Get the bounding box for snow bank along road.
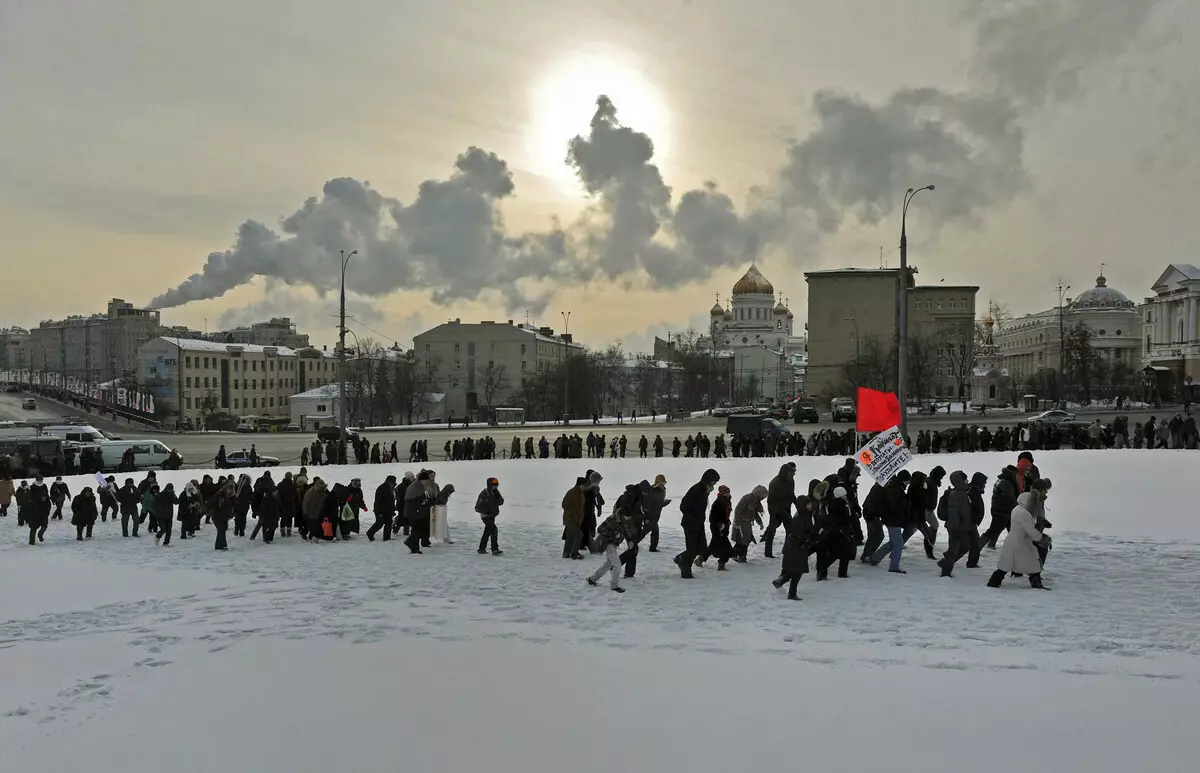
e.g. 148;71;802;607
2;451;1198;773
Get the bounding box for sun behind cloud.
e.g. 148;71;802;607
526;48;672;196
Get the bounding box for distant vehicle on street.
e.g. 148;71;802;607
285;424;301;432
830;397;856;423
97;439;177;472
21;398;36;410
5;384;21;393
792;402;819;424
224;450;280;468
1032;409;1075;425
725;414;790;438
317;425;358;442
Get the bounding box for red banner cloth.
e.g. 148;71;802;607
855;387;902;433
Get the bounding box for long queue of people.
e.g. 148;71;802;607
561;451;1055;596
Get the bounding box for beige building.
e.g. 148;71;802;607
29;299;161;384
1142;264;1200;402
996;273;1140;385
137;337;336;428
0;327;30;373
805;268;978;402
213;317;311;349
414;319;584;419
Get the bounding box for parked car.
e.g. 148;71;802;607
316;425;358;442
285;424;301;432
792;402;820;424
1032;409;1075;425
97;439;178;472
830;397;856;423
5;384;21;393
224;449;280;468
725;414;791;439
21;398;36;410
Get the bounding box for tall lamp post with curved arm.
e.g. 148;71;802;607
338;249;357;449
898;185;934;439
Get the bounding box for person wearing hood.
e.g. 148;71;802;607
987;492;1050;590
277;472;297;537
859;479;886;563
774;480;826;599
586;498;640;594
403;471;434;554
117;478;141;537
435;481;455;544
562;477;588;559
815;484;856;580
935;471;973;577
209;480;236;551
732;486;767;563
1028;478;1054;568
763;462;797;559
942;471;987;572
982;465;1020;549
368;475;397;541
392;471;416;536
922;466;947;560
702;484;736;570
301;477;328;541
621;477;668;576
153;484;179;546
70;487;99;540
675;469;720;579
474;477;504;555
233;474;253;537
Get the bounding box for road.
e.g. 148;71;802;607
0;391;135;434
153;406;1174;466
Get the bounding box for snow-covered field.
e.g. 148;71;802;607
3;451;1199;772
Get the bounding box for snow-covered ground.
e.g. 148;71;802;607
3;451;1198;772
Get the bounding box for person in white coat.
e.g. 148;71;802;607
986;492;1050;590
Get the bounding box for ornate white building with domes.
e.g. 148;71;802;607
697;265;806;403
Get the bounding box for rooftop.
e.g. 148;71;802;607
152;337;331;357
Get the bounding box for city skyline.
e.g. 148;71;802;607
3;0;1197;352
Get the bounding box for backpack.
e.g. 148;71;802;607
936;489;951;521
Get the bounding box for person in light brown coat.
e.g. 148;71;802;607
561;476;588;560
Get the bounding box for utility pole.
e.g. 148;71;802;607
338;249;357;454
1057;281;1070;409
898;185;934;440
666;331;673;417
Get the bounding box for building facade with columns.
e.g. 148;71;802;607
1142;264;1200;402
995;273;1141;386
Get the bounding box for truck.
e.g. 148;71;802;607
830;397;856;423
725;414;791;438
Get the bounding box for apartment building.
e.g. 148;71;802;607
216;317;311;349
137;337;337;428
0;327;30;373
28;299;161;384
414;319;584;418
805;268;979;401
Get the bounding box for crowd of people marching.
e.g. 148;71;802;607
1;442;1055;599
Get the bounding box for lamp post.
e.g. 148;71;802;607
338;249;357;452
560;311;571;424
1057;282;1071;409
898;184;934;439
845;314;860;365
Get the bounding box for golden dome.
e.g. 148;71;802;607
732;264;774;296
710;302;725;316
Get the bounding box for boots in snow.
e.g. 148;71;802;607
1029;573;1050;591
924;539;936;560
987;570;1005;588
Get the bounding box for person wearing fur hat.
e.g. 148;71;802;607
701;484;736;570
815;484;856;580
675;469;720;578
732;485;767;563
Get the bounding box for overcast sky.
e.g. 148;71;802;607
2;0;1196;350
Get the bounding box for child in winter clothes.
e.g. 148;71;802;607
774;480;827;599
587;501;639;593
474;478;504;555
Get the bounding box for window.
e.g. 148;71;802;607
204;377;209;388
950;300;957;310
233;360;239;371
234;398;239;409
203;357;209;368
317;404;327;413
269;397;275;407
1099;329;1106;336
185;397;192;409
252;398;258;409
937;300;943;310
425;344;430;352
1147;335;1152;350
455;360;461;369
454;343;460;354
521;361;526;371
233;379;239;390
452;378;460;388
185;377;192;388
252;379;257;390
270;360;275;371
468;342;475;355
521;344;527;355
185;356;192;368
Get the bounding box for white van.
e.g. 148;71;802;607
98;439;176;472
39;425;109;444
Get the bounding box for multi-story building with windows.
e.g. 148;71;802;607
414;319;584;419
1142;264;1200;402
137;337;337;428
0;327;30;373
28;299;161;384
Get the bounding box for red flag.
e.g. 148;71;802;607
855;387;902;433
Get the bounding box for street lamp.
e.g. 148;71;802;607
560;310;571;424
898;184;934;439
1057;283;1071;409
845;314;860;365
338;249;357;451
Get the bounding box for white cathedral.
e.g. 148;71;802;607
698;265;807;403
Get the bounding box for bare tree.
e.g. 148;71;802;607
1061;323;1104;404
906;335;938;405
480;362;511;415
839;334;896;395
939;321;977;410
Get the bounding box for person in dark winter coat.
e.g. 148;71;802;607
702;485;736;570
117;478;141;537
403;472;434;553
936;471;973;577
774;480;827;599
301;478;328;541
982;465;1019;549
562;477;588;559
815;485;857;580
859;481;886;562
586;506;639;593
277;472;297;537
209;480;235;550
675;469;720;578
368;475;397;541
868;470;912;571
27;476;51;544
763;462;797;559
50;476;70;520
258;482;281;543
621;478;668;576
232;475;252;536
392;471;415;535
153;484;178;546
474;477;504;555
581;471;604;553
70;488;98;540
98;477;117;522
922;466;947;560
